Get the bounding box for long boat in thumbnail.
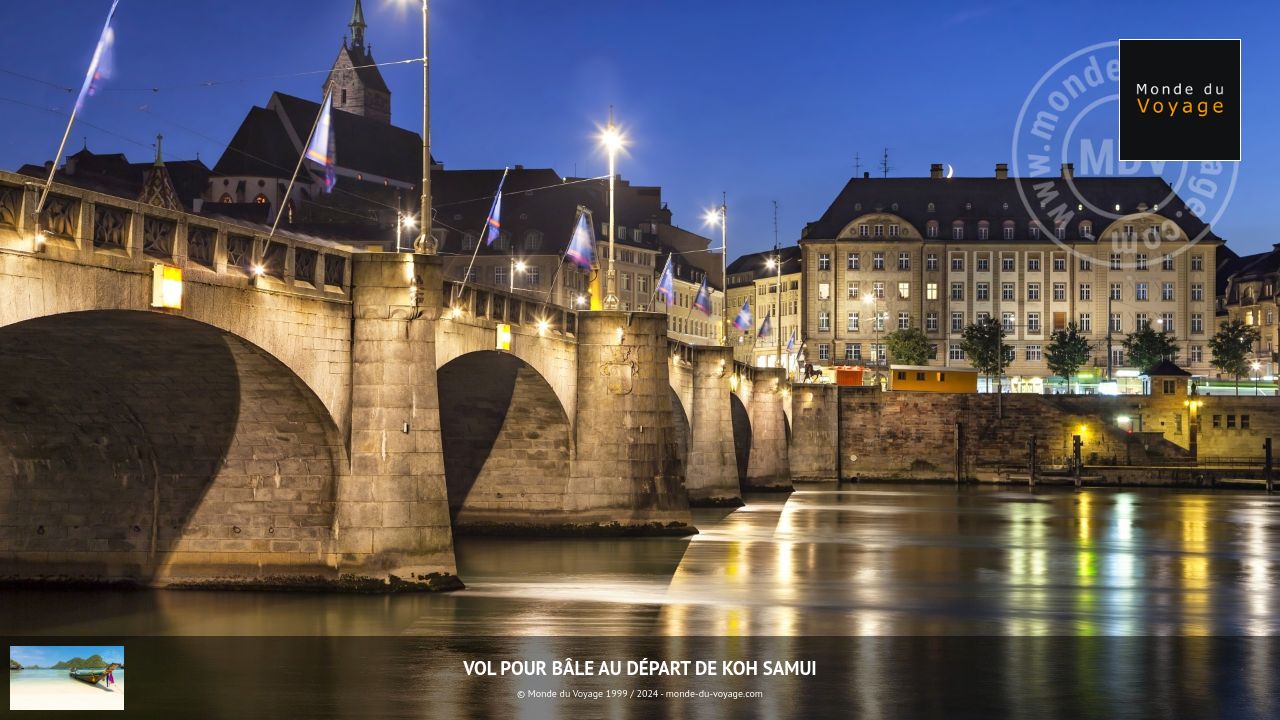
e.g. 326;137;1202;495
69;664;120;686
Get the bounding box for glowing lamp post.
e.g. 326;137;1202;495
766;255;783;371
704;201;727;344
599;115;626;311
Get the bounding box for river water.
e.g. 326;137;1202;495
6;484;1280;717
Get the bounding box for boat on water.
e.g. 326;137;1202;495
69;664;120;686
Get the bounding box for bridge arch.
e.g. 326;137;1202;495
0;310;346;584
730;393;752;485
436;350;573;530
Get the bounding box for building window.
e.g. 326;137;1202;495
951;256;964;271
1110;253;1122;271
638;275;649;295
926;282;939;300
1002;312;1015;332
1080;257;1092;271
1227;415;1236;429
1079;313;1092;332
898;252;910;270
874;224;884;237
818;311;830;331
1162;282;1174;301
926;312;939;331
1135;282;1148;301
1029;225;1041;240
1026;345;1042;361
873;312;886;332
1002;283;1015;301
818;282;831;300
254;194;268;204
872;344;886;363
1242;415;1251;429
1191;255;1204;271
847;312;860;332
1003;223;1015;240
927;253;939;270
1079;283;1091;301
846;343;861;361
1027;313;1041;333
1028;257;1041;271
847;281;860;299
1137;312;1149;329
1056;224;1067;240
819;343;830;361
1079;221;1093;238
977;283;990;301
873;252;885;271
1001;257;1015;272
1191;345;1203;363
951;312;964;332
1160;312;1174;333
952;222;965;240
978;224;990;240
1136;253;1149;271
898;282;910;300
859;225;870;238
1053;283;1066;301
1110;313;1122;333
527;267;541;286
898;312;910;329
949;344;966;360
495;266;508;286
951;283;964;300
1109;283;1121;301
977;257;990;272
1112;348;1126;367
847;252;860;270
927;221;938;238
1162;255;1175;271
889;224;900;237
622;273;632;292
1028;283;1040;301
1191;283;1204;301
818;252;830;271
1053;257;1066;272
874;281;885;299
1162;379;1176;394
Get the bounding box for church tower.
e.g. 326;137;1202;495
323;0;391;123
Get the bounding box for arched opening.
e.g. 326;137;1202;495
668;388;689;477
437;351;571;530
0;311;344;583
730;393;752;485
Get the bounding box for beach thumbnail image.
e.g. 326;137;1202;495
9;645;124;711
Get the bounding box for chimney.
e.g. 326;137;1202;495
995;163;1008;180
863;171;870;179
930;163;944;179
1061;162;1074;179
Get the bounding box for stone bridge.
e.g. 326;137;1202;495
0;172;790;591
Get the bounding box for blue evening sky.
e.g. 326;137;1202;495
1;1;1276;254
10;645;124;667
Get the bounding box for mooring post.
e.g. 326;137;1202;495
1073;434;1083;489
1028;434;1037;489
1265;437;1273;493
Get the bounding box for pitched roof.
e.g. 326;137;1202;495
1143;359;1191;377
15;147;210;211
802;174;1220;244
344;45;389;94
212;92;420;183
726;246;802;287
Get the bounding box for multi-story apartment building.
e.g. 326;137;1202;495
799;163;1224;391
725;247;802;370
659;250;724;345
1219;243;1280;379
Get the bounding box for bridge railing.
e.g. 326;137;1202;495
0;171;354;300
443;279;577;336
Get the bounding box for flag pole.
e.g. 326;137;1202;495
456;167;508;306
36;0;120;218
269;87;333;241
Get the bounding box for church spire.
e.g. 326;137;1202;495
349;0;367;49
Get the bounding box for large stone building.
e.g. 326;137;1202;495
726;247;802;369
658;245;724;346
798;163;1224;391
1219;243;1280;380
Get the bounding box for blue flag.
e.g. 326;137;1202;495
732;301;752;332
484;175;505;245
304;93;336;193
786;329;795;352
74;0;120;114
692;276;712;315
656;256;674;306
757;310;772;339
566;211;595;269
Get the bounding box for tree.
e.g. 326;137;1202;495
884;327;931;366
960;318;1012;383
1122;324;1179;373
1209;318;1261;395
1045;322;1093;391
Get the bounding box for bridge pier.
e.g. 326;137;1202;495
683;346;742;506
339;254;461;590
563;312;695;534
745;368;793;492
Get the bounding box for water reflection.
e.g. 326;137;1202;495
6;485;1280;638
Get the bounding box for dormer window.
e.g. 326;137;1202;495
926;220;938;238
977;221;990;240
927;202;936;213
1002;220;1015;240
1079;220;1093;238
952;221;964;240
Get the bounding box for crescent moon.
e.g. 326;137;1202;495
945;164;954;179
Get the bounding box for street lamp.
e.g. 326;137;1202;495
704;200;727;344
396;213;417;252
1252;360;1262;396
863;292;883;386
393;0;433;252
598;113;626;311
766;255;783;371
511;259;526;293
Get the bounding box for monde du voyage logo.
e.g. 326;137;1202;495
1120;39;1241;162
